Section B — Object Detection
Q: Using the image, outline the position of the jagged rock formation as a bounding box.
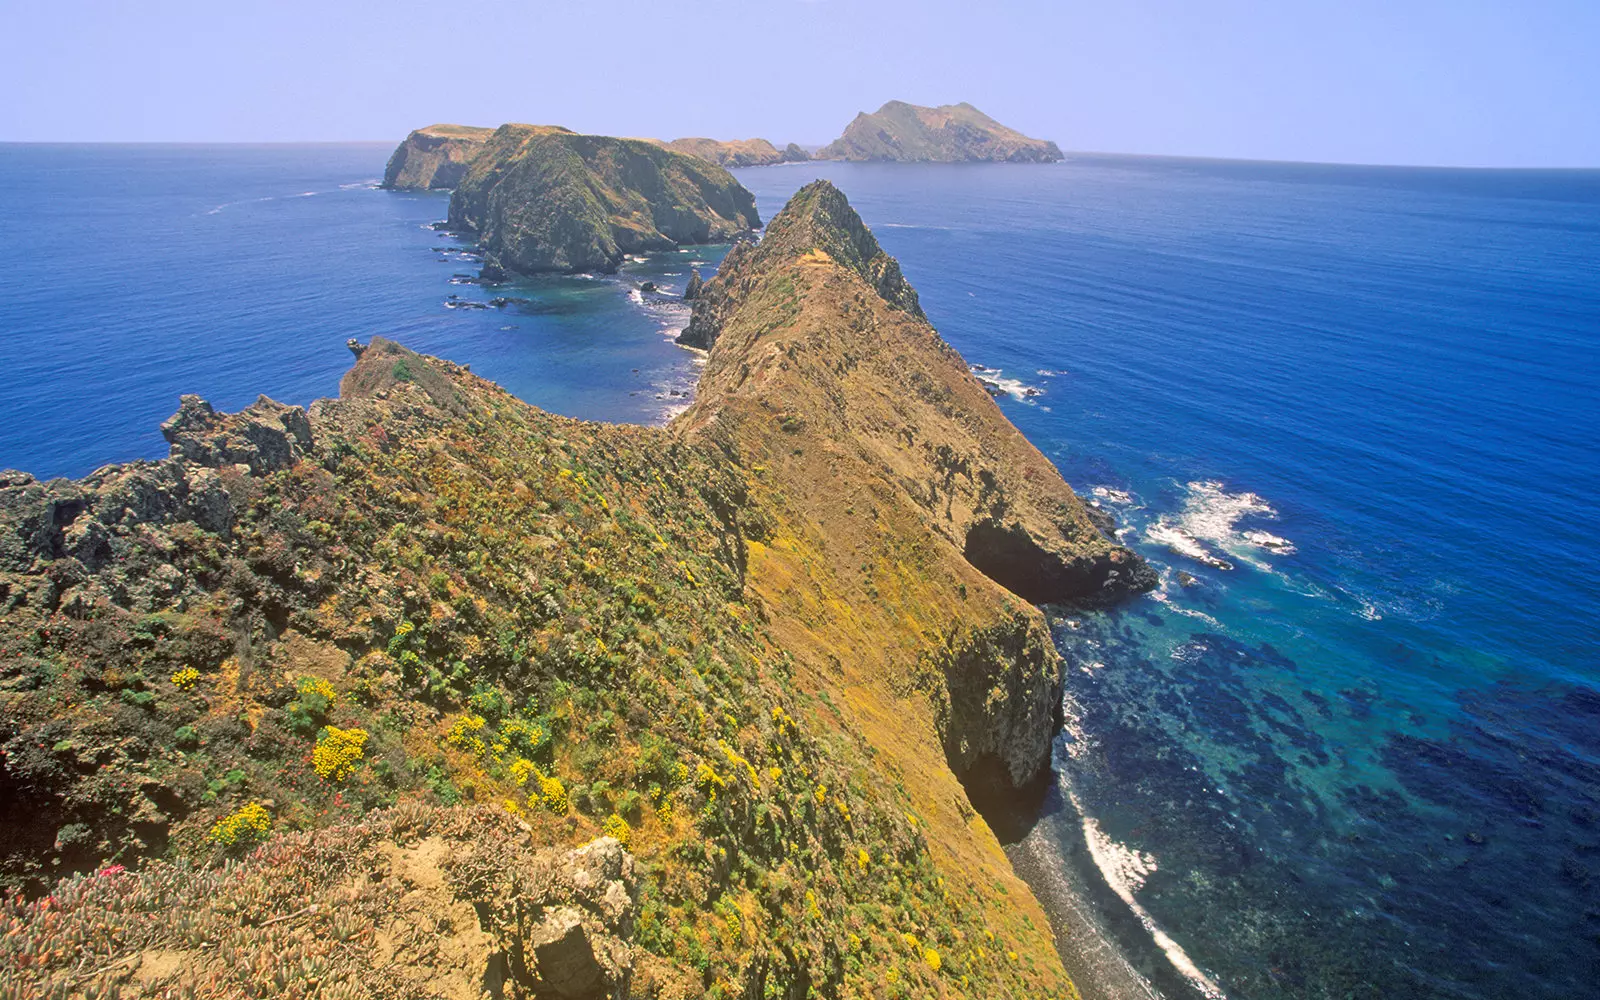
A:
[656,137,811,168]
[817,101,1064,163]
[381,124,494,189]
[683,266,704,301]
[447,125,761,277]
[0,182,1153,1000]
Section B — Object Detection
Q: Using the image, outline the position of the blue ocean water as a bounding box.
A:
[2,145,1597,999]
[0,143,717,480]
[735,159,1600,1000]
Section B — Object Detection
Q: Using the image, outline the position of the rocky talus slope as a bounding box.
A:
[0,185,1150,1000]
[446,125,760,277]
[817,101,1064,163]
[381,124,495,190]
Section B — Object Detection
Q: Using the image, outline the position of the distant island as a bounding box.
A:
[649,137,811,168]
[381,101,1061,192]
[816,101,1063,163]
[386,123,760,277]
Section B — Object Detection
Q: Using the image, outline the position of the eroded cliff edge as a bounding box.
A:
[446,124,761,277]
[0,184,1151,999]
[380,123,495,190]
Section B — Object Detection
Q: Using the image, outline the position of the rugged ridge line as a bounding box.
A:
[0,182,1152,1000]
[446,124,760,277]
[650,137,811,168]
[817,100,1064,163]
[673,178,1152,823]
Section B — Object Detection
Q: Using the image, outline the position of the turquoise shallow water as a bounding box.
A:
[2,145,1597,999]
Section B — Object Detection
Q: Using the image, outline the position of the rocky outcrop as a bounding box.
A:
[447,125,760,277]
[816,101,1063,163]
[161,394,313,475]
[682,267,704,301]
[478,836,638,998]
[380,124,494,190]
[656,137,812,168]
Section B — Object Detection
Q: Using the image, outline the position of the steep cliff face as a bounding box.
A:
[817,101,1064,163]
[659,137,811,168]
[676,181,1152,803]
[447,124,760,277]
[380,124,494,189]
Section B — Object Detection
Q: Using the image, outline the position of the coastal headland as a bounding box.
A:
[1,157,1148,996]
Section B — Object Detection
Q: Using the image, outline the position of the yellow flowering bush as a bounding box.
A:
[170,666,200,691]
[508,757,538,787]
[312,726,368,782]
[296,676,337,706]
[602,813,632,847]
[445,713,487,755]
[208,802,271,848]
[924,948,942,972]
[536,773,568,813]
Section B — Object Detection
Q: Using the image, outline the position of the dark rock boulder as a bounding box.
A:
[161,394,313,475]
[683,267,704,301]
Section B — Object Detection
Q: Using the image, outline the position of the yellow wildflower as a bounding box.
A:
[602,813,632,847]
[208,802,271,848]
[924,948,941,972]
[312,726,368,781]
[170,667,200,691]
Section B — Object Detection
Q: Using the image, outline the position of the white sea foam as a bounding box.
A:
[967,363,1044,403]
[1151,589,1225,629]
[1146,480,1292,571]
[1091,486,1138,507]
[1075,796,1229,1000]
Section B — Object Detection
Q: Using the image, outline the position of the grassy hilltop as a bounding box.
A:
[0,183,1149,999]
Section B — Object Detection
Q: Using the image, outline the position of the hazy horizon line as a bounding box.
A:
[2,139,1597,173]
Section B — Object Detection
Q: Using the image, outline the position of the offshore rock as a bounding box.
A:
[817,101,1064,163]
[380,124,494,190]
[683,266,704,301]
[447,125,760,276]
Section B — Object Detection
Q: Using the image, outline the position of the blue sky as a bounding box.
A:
[4,0,1596,166]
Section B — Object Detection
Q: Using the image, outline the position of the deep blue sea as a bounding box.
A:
[2,145,1597,1000]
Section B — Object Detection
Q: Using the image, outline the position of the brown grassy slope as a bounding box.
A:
[670,178,1156,989]
[0,330,1106,999]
